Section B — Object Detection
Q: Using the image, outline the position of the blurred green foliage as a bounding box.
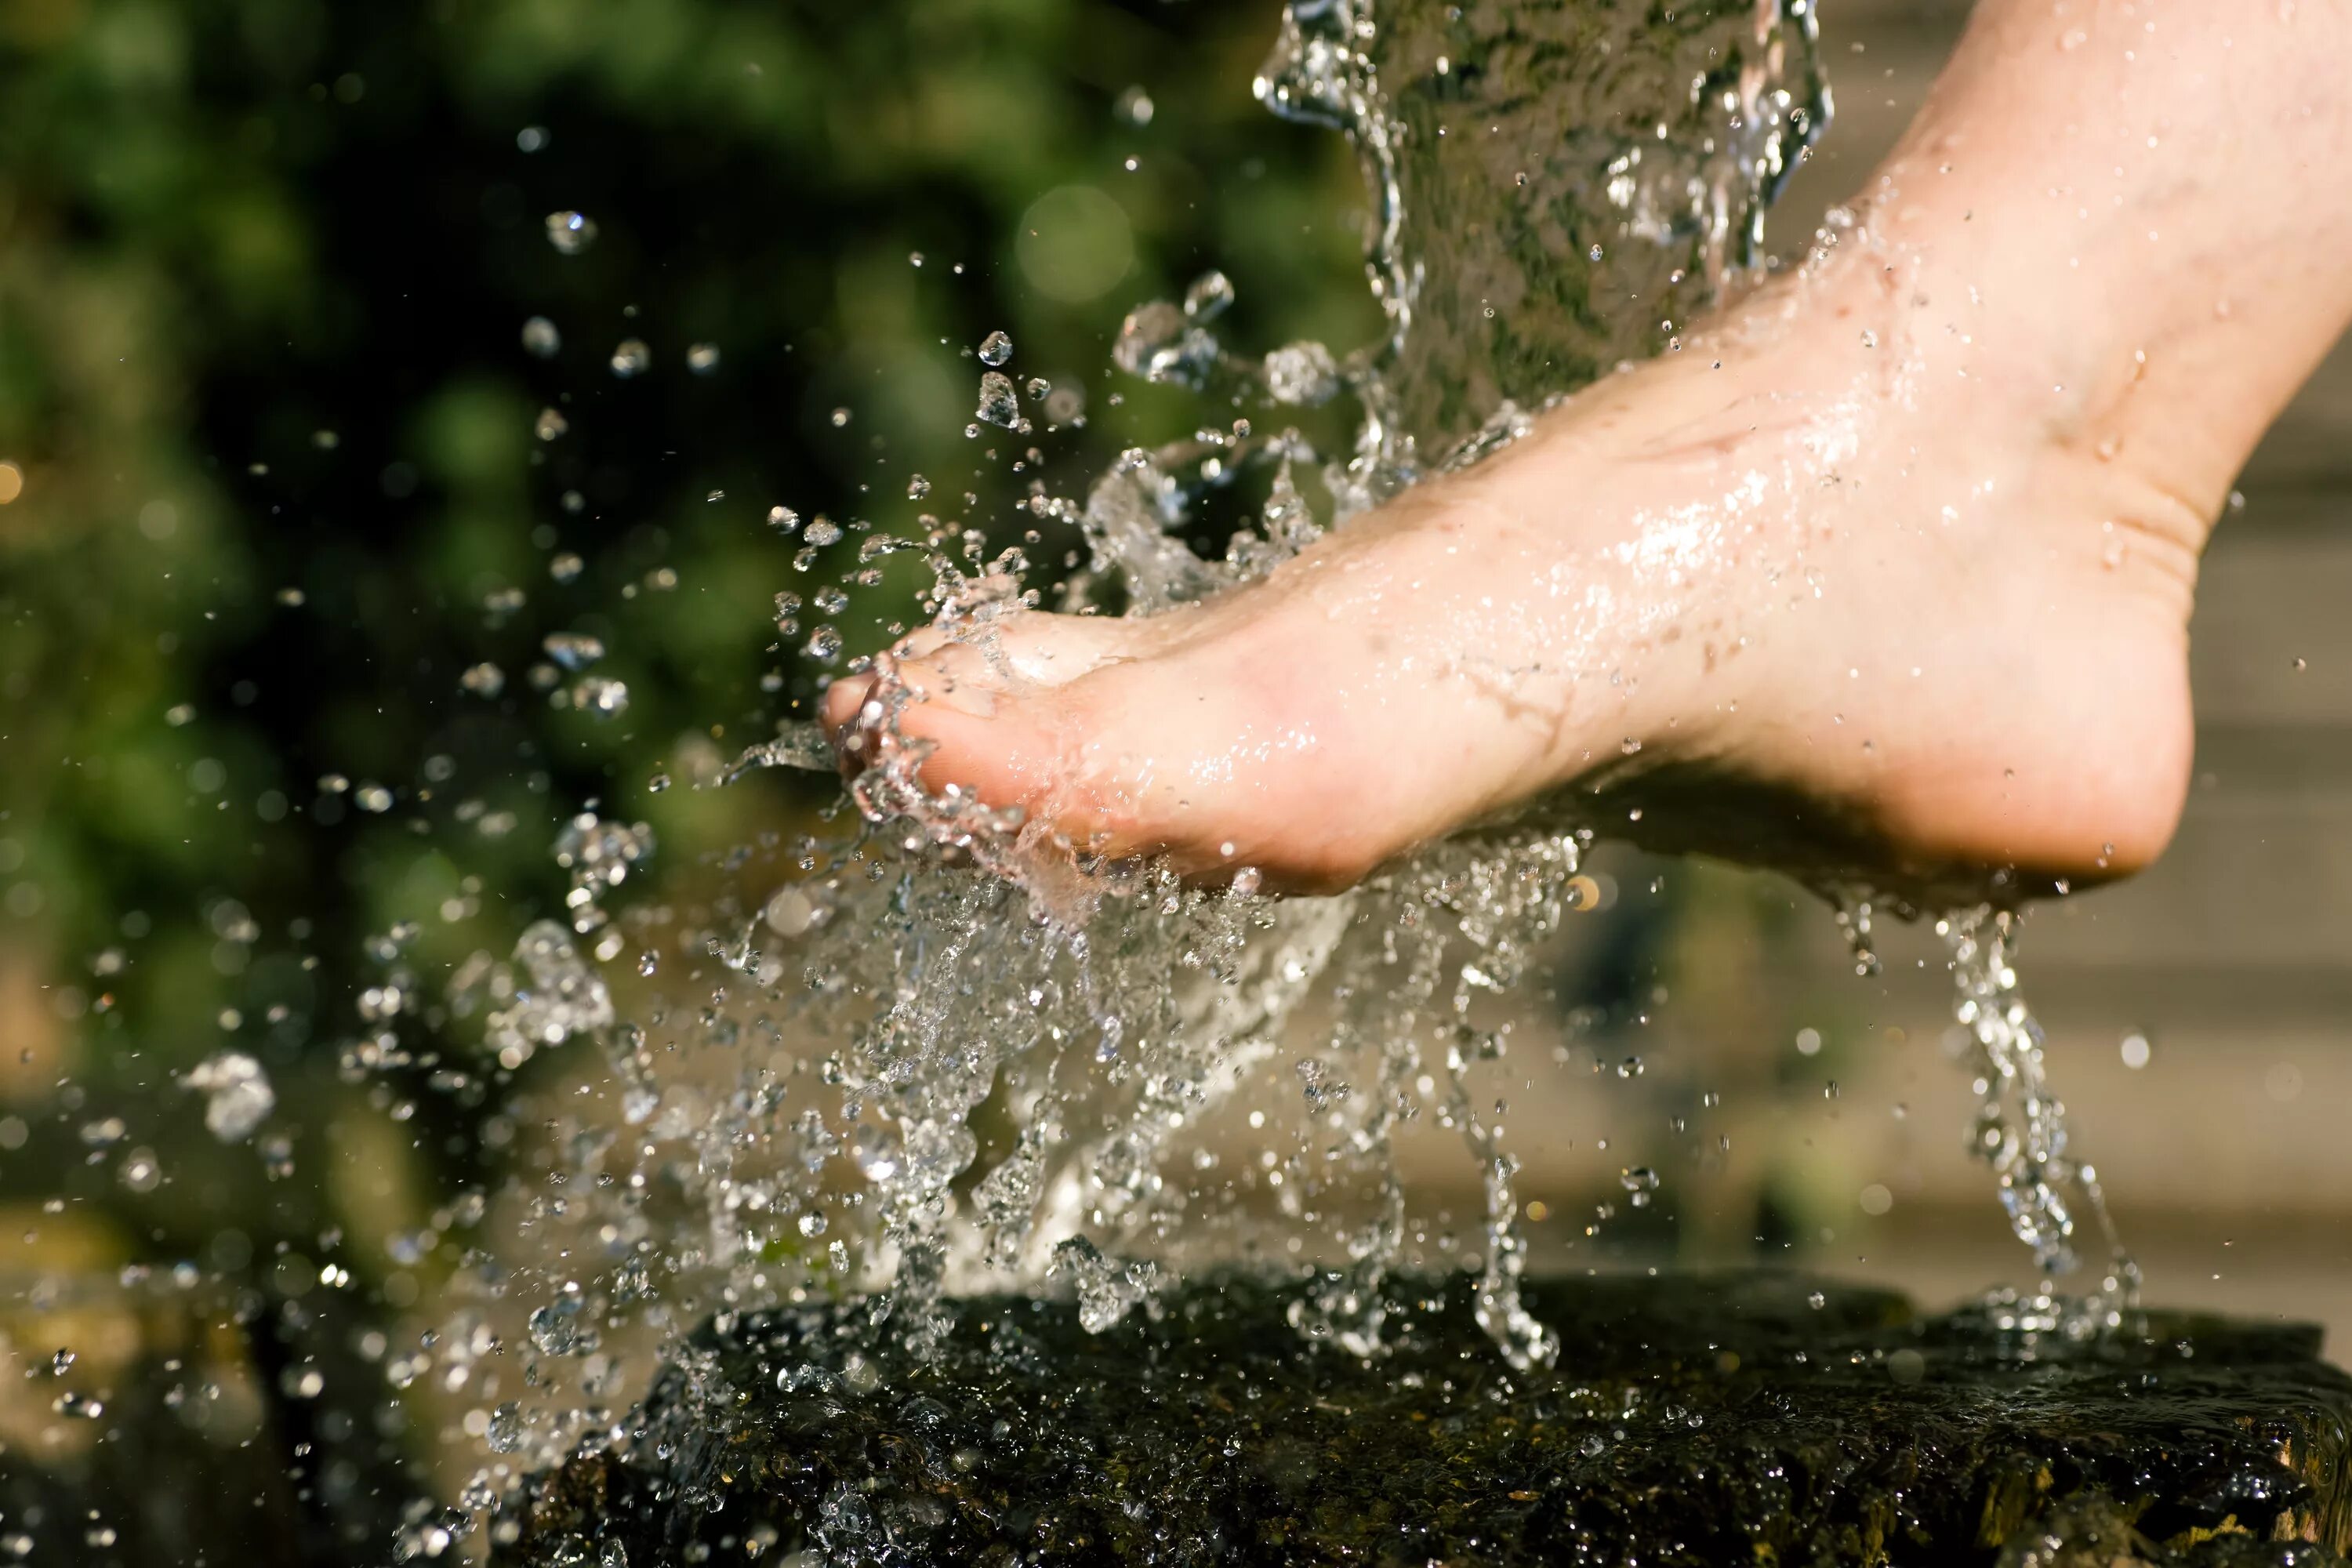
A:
[0,0,1370,1522]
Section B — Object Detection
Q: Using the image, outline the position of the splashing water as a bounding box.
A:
[1256,0,1827,467]
[801,0,1837,1375]
[325,3,2147,1552]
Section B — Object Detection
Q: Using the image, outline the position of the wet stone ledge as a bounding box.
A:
[499,1271,2352,1567]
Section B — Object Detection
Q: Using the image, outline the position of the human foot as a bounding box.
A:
[826,234,2201,897]
[822,1,2352,901]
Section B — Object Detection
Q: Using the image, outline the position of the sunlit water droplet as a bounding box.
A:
[975,370,1022,427]
[183,1051,274,1142]
[545,211,598,254]
[1183,269,1235,321]
[543,631,605,670]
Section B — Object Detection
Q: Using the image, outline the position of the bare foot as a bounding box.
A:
[825,0,2352,900]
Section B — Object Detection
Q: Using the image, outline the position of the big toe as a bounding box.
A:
[820,611,1150,833]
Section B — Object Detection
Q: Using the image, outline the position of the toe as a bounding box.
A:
[819,611,1160,845]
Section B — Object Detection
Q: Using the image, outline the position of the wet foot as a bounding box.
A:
[820,221,2238,898]
[816,1,2348,898]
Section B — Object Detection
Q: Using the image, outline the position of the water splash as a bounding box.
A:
[342,4,2125,1553]
[1942,906,2139,1336]
[789,0,1832,1369]
[1257,0,1826,470]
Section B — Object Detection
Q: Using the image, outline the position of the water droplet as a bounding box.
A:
[118,1148,161,1193]
[1050,1235,1162,1333]
[487,1401,524,1453]
[803,517,843,548]
[686,343,720,374]
[550,551,585,583]
[1264,342,1338,405]
[1116,85,1154,126]
[543,632,606,670]
[1113,300,1218,387]
[183,1051,274,1142]
[521,316,561,357]
[529,1286,592,1356]
[609,339,652,378]
[1183,270,1235,321]
[978,330,1014,367]
[768,506,800,532]
[460,662,505,699]
[906,474,931,499]
[545,211,598,254]
[975,371,1022,427]
[573,675,629,717]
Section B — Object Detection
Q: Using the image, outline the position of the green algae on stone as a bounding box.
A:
[497,1271,2352,1566]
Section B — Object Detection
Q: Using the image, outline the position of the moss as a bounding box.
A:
[500,1270,2352,1566]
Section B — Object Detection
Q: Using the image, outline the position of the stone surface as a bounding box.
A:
[499,1270,2352,1566]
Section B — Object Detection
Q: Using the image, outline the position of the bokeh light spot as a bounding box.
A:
[1015,185,1134,303]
